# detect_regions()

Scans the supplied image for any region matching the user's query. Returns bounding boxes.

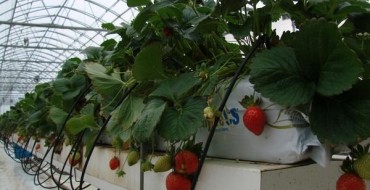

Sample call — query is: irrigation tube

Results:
[34,84,92,190]
[190,35,268,190]
[78,83,138,190]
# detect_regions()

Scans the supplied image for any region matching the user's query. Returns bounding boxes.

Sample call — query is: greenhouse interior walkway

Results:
[0,148,51,190]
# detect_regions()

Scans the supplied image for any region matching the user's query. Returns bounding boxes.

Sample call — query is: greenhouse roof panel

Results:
[0,0,137,105]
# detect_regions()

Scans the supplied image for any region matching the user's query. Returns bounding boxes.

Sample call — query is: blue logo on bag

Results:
[217,108,240,131]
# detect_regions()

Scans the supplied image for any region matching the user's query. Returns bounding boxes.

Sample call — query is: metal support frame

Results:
[1,69,57,73]
[0,20,108,31]
[0,44,84,51]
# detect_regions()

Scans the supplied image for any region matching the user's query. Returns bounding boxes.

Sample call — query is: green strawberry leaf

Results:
[250,47,316,106]
[133,1,174,32]
[149,73,199,102]
[133,42,167,81]
[157,97,206,141]
[101,39,117,51]
[310,80,370,144]
[344,37,370,79]
[250,20,363,106]
[53,75,86,100]
[65,115,99,135]
[84,62,125,115]
[83,129,99,158]
[294,20,362,96]
[107,95,145,141]
[83,47,102,61]
[57,58,81,78]
[127,0,151,7]
[132,99,167,142]
[48,106,68,126]
[101,23,115,31]
[219,0,247,14]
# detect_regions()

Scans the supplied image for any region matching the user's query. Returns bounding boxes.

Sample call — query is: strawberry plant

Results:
[0,0,370,190]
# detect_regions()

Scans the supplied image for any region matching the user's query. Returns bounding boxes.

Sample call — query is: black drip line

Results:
[190,35,268,190]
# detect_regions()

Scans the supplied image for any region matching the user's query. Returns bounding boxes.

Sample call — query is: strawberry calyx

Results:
[350,144,370,159]
[239,94,262,108]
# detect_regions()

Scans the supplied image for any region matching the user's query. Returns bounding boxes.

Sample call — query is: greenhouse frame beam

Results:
[0,21,107,32]
[0,59,63,64]
[0,44,84,51]
[0,81,39,84]
[0,76,54,79]
[1,69,57,73]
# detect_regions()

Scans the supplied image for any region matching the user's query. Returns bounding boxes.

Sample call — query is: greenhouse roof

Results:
[0,0,137,105]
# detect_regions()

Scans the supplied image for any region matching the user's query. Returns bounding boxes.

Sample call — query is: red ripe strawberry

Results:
[35,143,41,150]
[243,106,266,135]
[336,173,366,190]
[240,95,266,136]
[68,152,81,167]
[109,156,120,170]
[174,150,199,175]
[163,26,172,37]
[166,172,191,190]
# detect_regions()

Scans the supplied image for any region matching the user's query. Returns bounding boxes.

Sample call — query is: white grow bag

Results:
[195,77,330,165]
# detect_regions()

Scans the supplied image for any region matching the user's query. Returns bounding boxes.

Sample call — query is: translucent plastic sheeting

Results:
[0,0,137,106]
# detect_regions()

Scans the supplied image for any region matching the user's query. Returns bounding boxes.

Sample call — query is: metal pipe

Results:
[0,44,83,51]
[0,20,107,32]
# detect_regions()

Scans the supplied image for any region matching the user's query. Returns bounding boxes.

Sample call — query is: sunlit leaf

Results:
[48,106,68,126]
[65,115,99,135]
[84,62,125,115]
[132,99,167,142]
[107,95,145,141]
[157,97,206,141]
[149,73,199,102]
[53,75,86,100]
[133,42,166,81]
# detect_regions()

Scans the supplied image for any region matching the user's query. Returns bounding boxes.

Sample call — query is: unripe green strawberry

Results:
[127,150,140,166]
[141,160,153,172]
[203,106,214,119]
[354,154,370,180]
[153,154,172,172]
[336,172,366,190]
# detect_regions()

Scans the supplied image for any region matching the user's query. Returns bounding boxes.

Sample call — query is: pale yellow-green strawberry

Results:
[127,150,140,166]
[153,154,172,172]
[350,144,370,180]
[141,160,153,172]
[354,153,370,180]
